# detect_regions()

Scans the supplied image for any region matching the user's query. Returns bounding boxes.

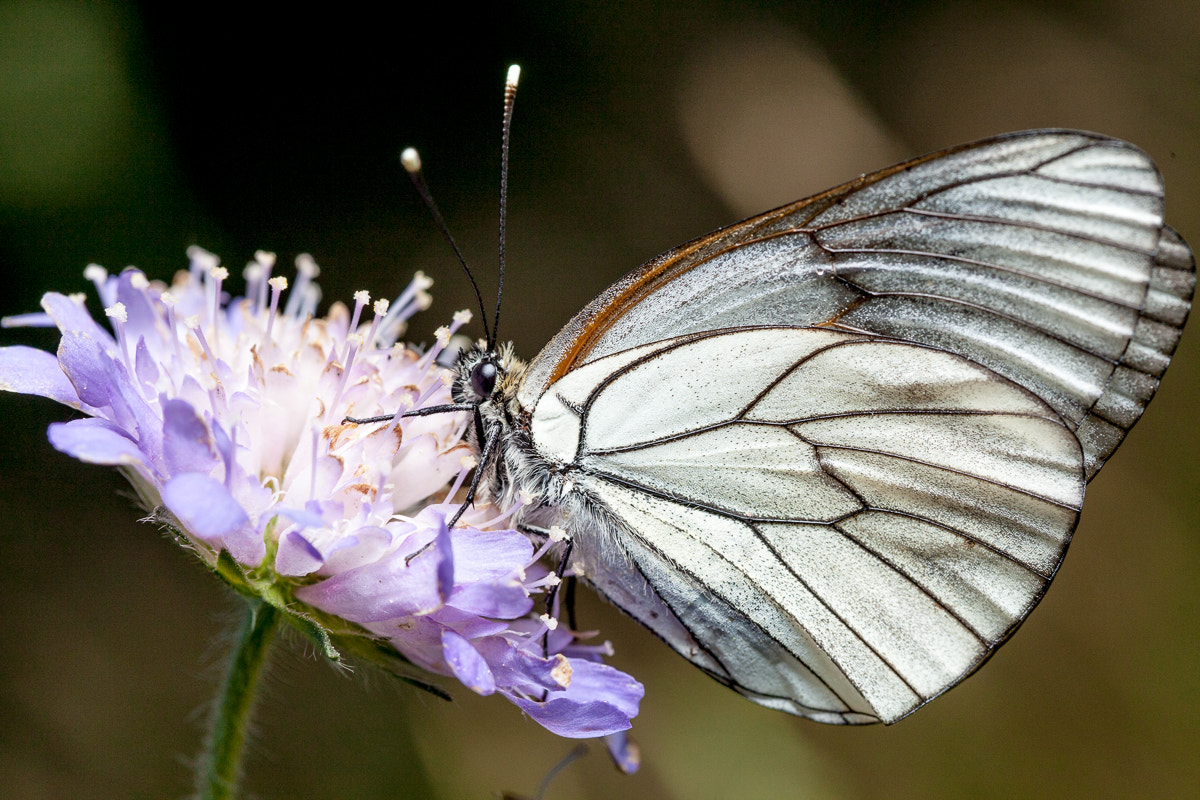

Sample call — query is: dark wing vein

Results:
[745,521,927,702]
[584,409,1063,458]
[786,427,1080,510]
[808,278,1128,366]
[608,512,868,717]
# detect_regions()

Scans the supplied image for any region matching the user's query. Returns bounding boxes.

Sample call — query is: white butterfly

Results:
[359,86,1195,725]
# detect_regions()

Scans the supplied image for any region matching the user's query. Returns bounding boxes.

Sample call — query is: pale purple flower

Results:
[0,248,642,759]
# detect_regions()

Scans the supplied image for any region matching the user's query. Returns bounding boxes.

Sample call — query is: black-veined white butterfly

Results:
[354,66,1195,725]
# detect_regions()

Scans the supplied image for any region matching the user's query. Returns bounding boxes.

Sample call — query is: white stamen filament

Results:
[84,264,114,307]
[363,298,389,350]
[243,262,264,313]
[208,266,229,354]
[329,335,362,420]
[255,250,276,312]
[264,276,288,344]
[105,303,134,377]
[309,427,320,502]
[284,254,320,318]
[441,456,477,505]
[187,245,219,282]
[160,293,184,362]
[348,290,370,334]
[377,272,433,346]
[298,283,321,320]
[225,421,239,491]
[478,493,527,529]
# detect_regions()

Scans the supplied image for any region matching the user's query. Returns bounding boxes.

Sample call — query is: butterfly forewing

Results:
[520,130,1194,477]
[514,129,1193,724]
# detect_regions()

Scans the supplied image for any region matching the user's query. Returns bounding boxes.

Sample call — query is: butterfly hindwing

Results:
[531,328,1084,723]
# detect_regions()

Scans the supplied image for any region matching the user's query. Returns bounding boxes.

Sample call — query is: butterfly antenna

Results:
[399,146,490,341]
[492,63,520,349]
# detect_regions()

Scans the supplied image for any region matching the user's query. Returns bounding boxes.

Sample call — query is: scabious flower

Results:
[0,248,642,767]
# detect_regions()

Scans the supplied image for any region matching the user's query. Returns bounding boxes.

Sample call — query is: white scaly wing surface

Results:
[521,131,1194,478]
[533,328,1083,723]
[521,131,1193,723]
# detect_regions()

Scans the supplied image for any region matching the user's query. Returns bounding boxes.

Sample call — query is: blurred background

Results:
[1,1,1197,798]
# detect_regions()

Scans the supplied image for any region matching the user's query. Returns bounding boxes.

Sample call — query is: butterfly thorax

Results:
[449,341,617,544]
[450,342,542,506]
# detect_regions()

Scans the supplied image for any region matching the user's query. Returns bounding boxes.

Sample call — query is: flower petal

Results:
[556,660,644,719]
[1,311,54,328]
[441,630,496,695]
[115,269,160,341]
[0,345,88,409]
[47,418,149,469]
[294,542,443,622]
[134,336,160,387]
[41,292,116,347]
[445,524,535,583]
[472,638,567,695]
[389,435,463,510]
[161,399,219,477]
[509,659,644,738]
[509,696,633,739]
[161,472,255,560]
[603,730,641,775]
[276,529,325,577]
[434,515,454,600]
[320,526,396,574]
[56,332,142,435]
[274,506,328,530]
[448,581,534,619]
[427,605,511,640]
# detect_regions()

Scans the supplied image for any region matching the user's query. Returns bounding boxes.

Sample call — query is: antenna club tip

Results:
[506,64,521,87]
[400,147,422,173]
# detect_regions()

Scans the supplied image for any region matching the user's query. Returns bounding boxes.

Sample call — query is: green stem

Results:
[197,600,281,800]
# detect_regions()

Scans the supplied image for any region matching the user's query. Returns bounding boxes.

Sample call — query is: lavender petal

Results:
[448,581,534,619]
[441,630,496,695]
[161,399,219,476]
[509,696,633,739]
[294,545,443,623]
[47,418,149,469]
[41,292,116,347]
[603,730,642,775]
[0,345,88,409]
[276,530,325,577]
[162,472,250,540]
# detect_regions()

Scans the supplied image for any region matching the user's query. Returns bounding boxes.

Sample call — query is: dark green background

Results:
[1,2,1197,797]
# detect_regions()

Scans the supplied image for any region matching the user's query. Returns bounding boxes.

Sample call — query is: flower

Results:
[0,248,643,760]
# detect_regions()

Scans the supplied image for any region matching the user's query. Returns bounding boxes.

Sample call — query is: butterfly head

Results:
[451,342,527,411]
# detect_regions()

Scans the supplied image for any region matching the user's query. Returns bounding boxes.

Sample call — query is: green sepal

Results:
[260,584,342,663]
[213,549,259,598]
[333,632,453,701]
[201,533,450,702]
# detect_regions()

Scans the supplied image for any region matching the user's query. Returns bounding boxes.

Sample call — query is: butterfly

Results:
[354,69,1195,725]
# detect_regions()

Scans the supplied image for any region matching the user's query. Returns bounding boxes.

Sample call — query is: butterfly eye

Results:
[470,360,498,400]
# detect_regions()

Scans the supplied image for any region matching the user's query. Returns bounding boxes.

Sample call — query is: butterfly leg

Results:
[446,418,502,527]
[405,418,503,566]
[540,537,575,657]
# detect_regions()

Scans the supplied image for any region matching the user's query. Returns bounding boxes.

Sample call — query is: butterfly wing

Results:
[521,130,1194,723]
[520,130,1194,478]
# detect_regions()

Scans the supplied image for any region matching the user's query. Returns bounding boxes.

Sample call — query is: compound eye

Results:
[470,360,498,400]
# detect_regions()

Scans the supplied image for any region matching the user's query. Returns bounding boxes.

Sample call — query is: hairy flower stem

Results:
[198,600,280,800]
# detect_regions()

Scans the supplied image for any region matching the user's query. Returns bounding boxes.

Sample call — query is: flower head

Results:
[0,248,642,760]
